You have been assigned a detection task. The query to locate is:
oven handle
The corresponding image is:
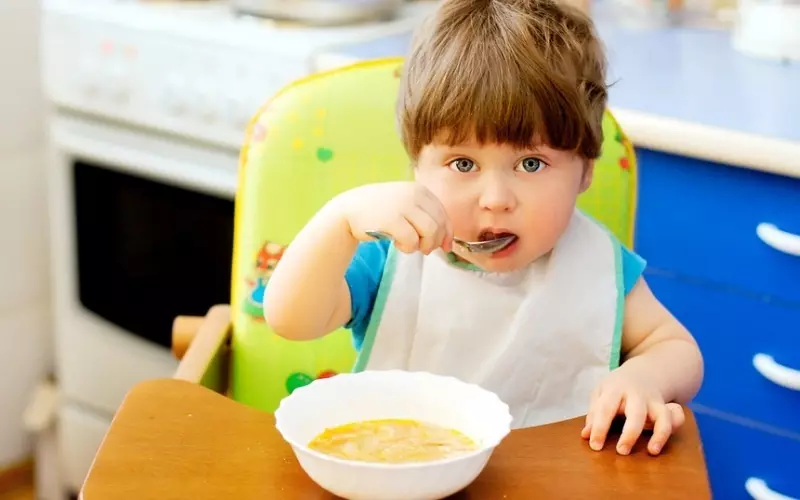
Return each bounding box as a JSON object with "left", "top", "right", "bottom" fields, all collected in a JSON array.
[{"left": 51, "top": 123, "right": 238, "bottom": 199}]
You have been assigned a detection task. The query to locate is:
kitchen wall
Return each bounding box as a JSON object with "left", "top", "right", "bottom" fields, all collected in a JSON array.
[{"left": 0, "top": 0, "right": 53, "bottom": 467}]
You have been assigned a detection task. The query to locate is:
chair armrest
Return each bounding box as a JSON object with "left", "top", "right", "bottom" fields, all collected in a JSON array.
[
  {"left": 172, "top": 316, "right": 206, "bottom": 360},
  {"left": 172, "top": 305, "right": 232, "bottom": 394}
]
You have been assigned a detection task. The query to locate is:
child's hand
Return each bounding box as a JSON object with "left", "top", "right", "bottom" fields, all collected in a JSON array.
[
  {"left": 581, "top": 368, "right": 686, "bottom": 456},
  {"left": 336, "top": 182, "right": 453, "bottom": 254}
]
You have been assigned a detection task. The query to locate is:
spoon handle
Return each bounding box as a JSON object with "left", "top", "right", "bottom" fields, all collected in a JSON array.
[{"left": 364, "top": 230, "right": 394, "bottom": 241}]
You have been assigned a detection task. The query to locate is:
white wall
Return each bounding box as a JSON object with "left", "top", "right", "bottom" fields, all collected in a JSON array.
[{"left": 0, "top": 0, "right": 53, "bottom": 466}]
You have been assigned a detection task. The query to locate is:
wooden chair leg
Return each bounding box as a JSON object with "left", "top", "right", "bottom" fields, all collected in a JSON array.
[{"left": 172, "top": 305, "right": 233, "bottom": 394}]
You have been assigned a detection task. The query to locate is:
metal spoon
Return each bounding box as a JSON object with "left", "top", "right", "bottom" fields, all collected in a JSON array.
[{"left": 364, "top": 230, "right": 516, "bottom": 254}]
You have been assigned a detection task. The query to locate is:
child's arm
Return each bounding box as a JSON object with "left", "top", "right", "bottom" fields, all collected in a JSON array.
[
  {"left": 265, "top": 181, "right": 452, "bottom": 341},
  {"left": 617, "top": 278, "right": 703, "bottom": 403},
  {"left": 583, "top": 277, "right": 703, "bottom": 455},
  {"left": 263, "top": 200, "right": 359, "bottom": 341}
]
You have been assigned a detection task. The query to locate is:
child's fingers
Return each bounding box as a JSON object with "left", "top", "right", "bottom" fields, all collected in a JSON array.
[
  {"left": 582, "top": 386, "right": 602, "bottom": 439},
  {"left": 415, "top": 186, "right": 453, "bottom": 251},
  {"left": 617, "top": 396, "right": 646, "bottom": 455},
  {"left": 390, "top": 219, "right": 421, "bottom": 254},
  {"left": 406, "top": 208, "right": 443, "bottom": 254},
  {"left": 589, "top": 392, "right": 622, "bottom": 451},
  {"left": 643, "top": 403, "right": 685, "bottom": 431},
  {"left": 581, "top": 411, "right": 592, "bottom": 439},
  {"left": 668, "top": 403, "right": 685, "bottom": 429},
  {"left": 436, "top": 214, "right": 453, "bottom": 253},
  {"left": 416, "top": 184, "right": 449, "bottom": 222},
  {"left": 441, "top": 215, "right": 454, "bottom": 253},
  {"left": 647, "top": 404, "right": 673, "bottom": 455}
]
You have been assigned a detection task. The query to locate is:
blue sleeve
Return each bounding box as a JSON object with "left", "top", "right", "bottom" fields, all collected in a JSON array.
[
  {"left": 344, "top": 240, "right": 390, "bottom": 349},
  {"left": 621, "top": 244, "right": 647, "bottom": 296}
]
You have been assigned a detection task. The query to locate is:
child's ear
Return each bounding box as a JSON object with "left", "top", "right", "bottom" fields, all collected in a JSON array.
[{"left": 579, "top": 160, "right": 595, "bottom": 193}]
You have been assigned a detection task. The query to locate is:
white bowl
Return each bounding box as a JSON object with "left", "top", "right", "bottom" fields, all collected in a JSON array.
[{"left": 274, "top": 370, "right": 513, "bottom": 500}]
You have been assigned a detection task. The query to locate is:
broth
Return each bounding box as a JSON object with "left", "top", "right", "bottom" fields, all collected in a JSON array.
[{"left": 308, "top": 418, "right": 478, "bottom": 463}]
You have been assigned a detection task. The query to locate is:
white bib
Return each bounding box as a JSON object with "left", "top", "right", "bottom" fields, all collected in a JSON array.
[{"left": 352, "top": 210, "right": 624, "bottom": 429}]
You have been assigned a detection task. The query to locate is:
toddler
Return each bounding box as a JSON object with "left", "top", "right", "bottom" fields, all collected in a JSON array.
[{"left": 265, "top": 0, "right": 704, "bottom": 456}]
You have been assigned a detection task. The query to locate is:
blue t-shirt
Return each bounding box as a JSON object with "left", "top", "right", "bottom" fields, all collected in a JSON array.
[{"left": 344, "top": 239, "right": 646, "bottom": 350}]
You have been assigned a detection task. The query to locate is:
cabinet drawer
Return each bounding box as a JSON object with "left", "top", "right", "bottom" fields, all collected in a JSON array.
[
  {"left": 695, "top": 411, "right": 800, "bottom": 500},
  {"left": 646, "top": 273, "right": 800, "bottom": 433},
  {"left": 636, "top": 149, "right": 800, "bottom": 305}
]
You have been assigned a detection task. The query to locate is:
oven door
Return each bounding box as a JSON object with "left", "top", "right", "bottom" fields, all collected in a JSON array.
[{"left": 48, "top": 114, "right": 238, "bottom": 415}]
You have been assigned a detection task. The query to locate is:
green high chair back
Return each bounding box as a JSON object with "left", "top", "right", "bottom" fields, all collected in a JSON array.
[{"left": 230, "top": 58, "right": 638, "bottom": 412}]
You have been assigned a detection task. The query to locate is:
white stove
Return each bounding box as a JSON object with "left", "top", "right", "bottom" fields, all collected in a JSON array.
[
  {"left": 43, "top": 0, "right": 431, "bottom": 149},
  {"left": 41, "top": 1, "right": 431, "bottom": 497}
]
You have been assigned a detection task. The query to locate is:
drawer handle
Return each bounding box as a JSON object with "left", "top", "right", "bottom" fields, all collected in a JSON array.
[
  {"left": 756, "top": 223, "right": 800, "bottom": 257},
  {"left": 746, "top": 477, "right": 798, "bottom": 500},
  {"left": 753, "top": 353, "right": 800, "bottom": 391}
]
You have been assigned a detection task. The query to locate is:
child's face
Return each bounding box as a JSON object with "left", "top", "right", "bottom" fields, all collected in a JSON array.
[{"left": 415, "top": 138, "right": 592, "bottom": 273}]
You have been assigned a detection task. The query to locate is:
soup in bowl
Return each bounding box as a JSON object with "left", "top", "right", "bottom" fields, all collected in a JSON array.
[{"left": 274, "top": 370, "right": 512, "bottom": 500}]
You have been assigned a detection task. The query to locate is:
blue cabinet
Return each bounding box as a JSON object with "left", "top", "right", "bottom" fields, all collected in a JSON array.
[
  {"left": 645, "top": 272, "right": 800, "bottom": 433},
  {"left": 635, "top": 149, "right": 800, "bottom": 305},
  {"left": 694, "top": 411, "right": 800, "bottom": 500},
  {"left": 635, "top": 148, "right": 800, "bottom": 499}
]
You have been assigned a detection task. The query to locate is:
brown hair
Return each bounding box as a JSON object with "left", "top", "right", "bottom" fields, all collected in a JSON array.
[{"left": 398, "top": 0, "right": 608, "bottom": 161}]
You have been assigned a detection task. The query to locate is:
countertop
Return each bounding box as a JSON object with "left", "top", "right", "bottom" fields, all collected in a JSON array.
[{"left": 315, "top": 8, "right": 800, "bottom": 179}]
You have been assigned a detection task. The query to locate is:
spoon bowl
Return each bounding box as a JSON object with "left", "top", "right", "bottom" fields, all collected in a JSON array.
[{"left": 365, "top": 230, "right": 516, "bottom": 254}]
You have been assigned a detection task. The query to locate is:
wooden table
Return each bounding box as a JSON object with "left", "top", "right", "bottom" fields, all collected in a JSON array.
[{"left": 81, "top": 378, "right": 711, "bottom": 500}]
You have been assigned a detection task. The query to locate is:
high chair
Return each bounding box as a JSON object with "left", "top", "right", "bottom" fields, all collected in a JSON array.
[
  {"left": 80, "top": 58, "right": 710, "bottom": 500},
  {"left": 172, "top": 57, "right": 640, "bottom": 406}
]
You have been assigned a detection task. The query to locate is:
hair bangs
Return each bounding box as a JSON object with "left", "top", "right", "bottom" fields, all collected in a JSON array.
[
  {"left": 414, "top": 61, "right": 590, "bottom": 155},
  {"left": 398, "top": 0, "right": 608, "bottom": 161}
]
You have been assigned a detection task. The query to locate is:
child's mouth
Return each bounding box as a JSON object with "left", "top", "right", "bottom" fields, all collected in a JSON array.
[{"left": 477, "top": 230, "right": 517, "bottom": 242}]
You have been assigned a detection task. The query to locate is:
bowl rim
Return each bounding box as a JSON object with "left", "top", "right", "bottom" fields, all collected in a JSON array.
[{"left": 274, "top": 369, "right": 513, "bottom": 470}]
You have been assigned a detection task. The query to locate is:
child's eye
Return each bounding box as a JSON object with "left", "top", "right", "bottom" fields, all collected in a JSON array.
[
  {"left": 449, "top": 158, "right": 476, "bottom": 173},
  {"left": 516, "top": 157, "right": 545, "bottom": 173}
]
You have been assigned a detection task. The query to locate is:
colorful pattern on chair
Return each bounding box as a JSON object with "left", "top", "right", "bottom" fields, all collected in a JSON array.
[
  {"left": 577, "top": 112, "right": 637, "bottom": 248},
  {"left": 230, "top": 57, "right": 637, "bottom": 412}
]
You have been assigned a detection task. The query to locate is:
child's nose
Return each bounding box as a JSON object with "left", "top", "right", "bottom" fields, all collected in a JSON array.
[{"left": 478, "top": 176, "right": 517, "bottom": 212}]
